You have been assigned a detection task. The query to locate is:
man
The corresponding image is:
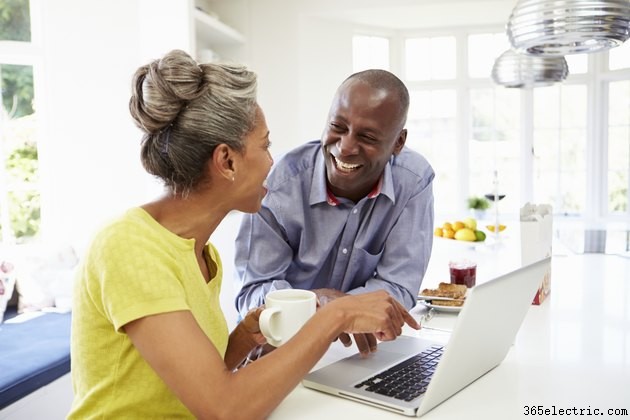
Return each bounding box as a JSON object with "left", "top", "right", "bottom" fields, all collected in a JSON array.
[{"left": 234, "top": 69, "right": 434, "bottom": 354}]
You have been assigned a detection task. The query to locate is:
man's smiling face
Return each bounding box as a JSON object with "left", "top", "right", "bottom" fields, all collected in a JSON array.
[{"left": 321, "top": 79, "right": 407, "bottom": 202}]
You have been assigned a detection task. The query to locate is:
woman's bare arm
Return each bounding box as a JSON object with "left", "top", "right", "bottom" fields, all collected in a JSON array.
[{"left": 124, "top": 290, "right": 419, "bottom": 420}]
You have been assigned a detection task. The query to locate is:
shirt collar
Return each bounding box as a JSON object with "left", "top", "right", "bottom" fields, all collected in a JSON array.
[{"left": 310, "top": 150, "right": 396, "bottom": 206}]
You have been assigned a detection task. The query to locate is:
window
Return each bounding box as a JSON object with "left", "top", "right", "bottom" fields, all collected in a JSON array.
[
  {"left": 469, "top": 87, "right": 521, "bottom": 213},
  {"left": 532, "top": 85, "right": 587, "bottom": 215},
  {"left": 406, "top": 89, "right": 457, "bottom": 215},
  {"left": 353, "top": 28, "right": 630, "bottom": 228},
  {"left": 609, "top": 41, "right": 630, "bottom": 71},
  {"left": 405, "top": 36, "right": 455, "bottom": 81},
  {"left": 352, "top": 35, "right": 389, "bottom": 73},
  {"left": 565, "top": 54, "right": 588, "bottom": 74},
  {"left": 0, "top": 0, "right": 39, "bottom": 244},
  {"left": 607, "top": 80, "right": 630, "bottom": 214},
  {"left": 468, "top": 33, "right": 509, "bottom": 79}
]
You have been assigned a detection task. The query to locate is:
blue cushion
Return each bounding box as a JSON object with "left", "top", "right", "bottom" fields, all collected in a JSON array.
[{"left": 0, "top": 312, "right": 71, "bottom": 409}]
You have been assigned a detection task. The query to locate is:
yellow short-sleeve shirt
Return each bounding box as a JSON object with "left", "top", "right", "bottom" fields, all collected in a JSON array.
[{"left": 68, "top": 207, "right": 228, "bottom": 418}]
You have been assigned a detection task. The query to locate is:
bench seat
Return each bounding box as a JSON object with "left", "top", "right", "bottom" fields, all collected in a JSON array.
[{"left": 0, "top": 312, "right": 71, "bottom": 409}]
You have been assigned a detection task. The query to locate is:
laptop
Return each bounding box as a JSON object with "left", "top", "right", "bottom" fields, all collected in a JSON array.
[{"left": 302, "top": 257, "right": 550, "bottom": 417}]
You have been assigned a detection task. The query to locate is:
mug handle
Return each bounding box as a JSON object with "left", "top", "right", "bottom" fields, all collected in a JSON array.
[{"left": 259, "top": 307, "right": 282, "bottom": 344}]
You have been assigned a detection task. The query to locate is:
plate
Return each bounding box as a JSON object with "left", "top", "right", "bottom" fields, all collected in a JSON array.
[
  {"left": 418, "top": 299, "right": 463, "bottom": 313},
  {"left": 434, "top": 236, "right": 484, "bottom": 248}
]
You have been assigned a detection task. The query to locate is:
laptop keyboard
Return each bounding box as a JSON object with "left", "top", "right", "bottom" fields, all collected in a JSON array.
[{"left": 354, "top": 345, "right": 444, "bottom": 402}]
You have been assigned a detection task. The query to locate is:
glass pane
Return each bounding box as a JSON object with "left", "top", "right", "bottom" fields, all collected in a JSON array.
[
  {"left": 469, "top": 87, "right": 521, "bottom": 217},
  {"left": 430, "top": 37, "right": 455, "bottom": 80},
  {"left": 533, "top": 84, "right": 587, "bottom": 215},
  {"left": 0, "top": 64, "right": 34, "bottom": 118},
  {"left": 608, "top": 127, "right": 630, "bottom": 170},
  {"left": 405, "top": 38, "right": 430, "bottom": 81},
  {"left": 609, "top": 41, "right": 630, "bottom": 70},
  {"left": 8, "top": 190, "right": 40, "bottom": 240},
  {"left": 560, "top": 128, "right": 586, "bottom": 170},
  {"left": 0, "top": 0, "right": 31, "bottom": 42},
  {"left": 407, "top": 89, "right": 456, "bottom": 215},
  {"left": 5, "top": 140, "right": 39, "bottom": 185},
  {"left": 533, "top": 86, "right": 560, "bottom": 128},
  {"left": 607, "top": 80, "right": 630, "bottom": 214},
  {"left": 561, "top": 85, "right": 587, "bottom": 128},
  {"left": 0, "top": 63, "right": 38, "bottom": 242},
  {"left": 608, "top": 79, "right": 630, "bottom": 126},
  {"left": 565, "top": 54, "right": 588, "bottom": 74},
  {"left": 468, "top": 33, "right": 510, "bottom": 79},
  {"left": 559, "top": 170, "right": 585, "bottom": 212},
  {"left": 352, "top": 35, "right": 390, "bottom": 73},
  {"left": 608, "top": 169, "right": 628, "bottom": 212},
  {"left": 405, "top": 36, "right": 455, "bottom": 81}
]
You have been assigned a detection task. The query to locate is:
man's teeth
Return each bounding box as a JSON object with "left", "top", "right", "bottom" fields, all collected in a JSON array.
[
  {"left": 334, "top": 156, "right": 360, "bottom": 171},
  {"left": 262, "top": 180, "right": 268, "bottom": 188}
]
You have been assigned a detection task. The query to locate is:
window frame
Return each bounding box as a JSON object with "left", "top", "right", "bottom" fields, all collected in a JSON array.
[
  {"left": 0, "top": 0, "right": 43, "bottom": 244},
  {"left": 355, "top": 24, "right": 630, "bottom": 224}
]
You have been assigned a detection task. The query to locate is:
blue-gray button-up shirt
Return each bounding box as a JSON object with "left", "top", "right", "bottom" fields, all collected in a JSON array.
[{"left": 234, "top": 140, "right": 434, "bottom": 315}]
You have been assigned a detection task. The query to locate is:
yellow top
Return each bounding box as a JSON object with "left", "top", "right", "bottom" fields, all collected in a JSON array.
[{"left": 68, "top": 207, "right": 228, "bottom": 418}]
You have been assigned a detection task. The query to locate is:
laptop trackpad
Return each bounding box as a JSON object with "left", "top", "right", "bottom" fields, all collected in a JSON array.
[
  {"left": 342, "top": 349, "right": 410, "bottom": 370},
  {"left": 305, "top": 336, "right": 437, "bottom": 387},
  {"left": 305, "top": 349, "right": 409, "bottom": 388}
]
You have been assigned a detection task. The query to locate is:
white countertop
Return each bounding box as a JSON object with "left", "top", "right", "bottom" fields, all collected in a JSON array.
[{"left": 269, "top": 252, "right": 630, "bottom": 419}]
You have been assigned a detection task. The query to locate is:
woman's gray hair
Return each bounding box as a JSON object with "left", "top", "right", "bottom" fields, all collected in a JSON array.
[{"left": 129, "top": 49, "right": 257, "bottom": 195}]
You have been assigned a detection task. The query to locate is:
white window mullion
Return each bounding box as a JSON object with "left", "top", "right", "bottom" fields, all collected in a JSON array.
[
  {"left": 521, "top": 87, "right": 534, "bottom": 204},
  {"left": 457, "top": 31, "right": 470, "bottom": 214},
  {"left": 589, "top": 54, "right": 608, "bottom": 225},
  {"left": 390, "top": 30, "right": 403, "bottom": 77}
]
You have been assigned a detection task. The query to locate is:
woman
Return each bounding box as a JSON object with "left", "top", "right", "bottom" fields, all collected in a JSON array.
[{"left": 68, "top": 49, "right": 419, "bottom": 419}]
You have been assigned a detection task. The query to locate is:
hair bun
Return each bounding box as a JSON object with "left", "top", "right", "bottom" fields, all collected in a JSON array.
[{"left": 129, "top": 49, "right": 205, "bottom": 133}]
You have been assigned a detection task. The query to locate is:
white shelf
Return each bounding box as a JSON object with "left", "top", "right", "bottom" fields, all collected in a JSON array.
[{"left": 194, "top": 8, "right": 245, "bottom": 46}]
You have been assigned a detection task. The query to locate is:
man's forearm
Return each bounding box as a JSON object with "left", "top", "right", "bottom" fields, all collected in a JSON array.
[{"left": 345, "top": 279, "right": 416, "bottom": 310}]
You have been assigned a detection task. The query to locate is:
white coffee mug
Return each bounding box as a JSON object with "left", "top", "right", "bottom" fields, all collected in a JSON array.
[{"left": 259, "top": 289, "right": 316, "bottom": 347}]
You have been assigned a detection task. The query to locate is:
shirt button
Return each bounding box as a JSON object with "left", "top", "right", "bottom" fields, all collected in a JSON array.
[
  {"left": 342, "top": 248, "right": 348, "bottom": 254},
  {"left": 353, "top": 209, "right": 358, "bottom": 214}
]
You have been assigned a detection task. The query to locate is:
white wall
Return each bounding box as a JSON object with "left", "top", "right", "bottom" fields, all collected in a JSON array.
[
  {"left": 244, "top": 0, "right": 302, "bottom": 155},
  {"left": 38, "top": 0, "right": 192, "bottom": 249},
  {"left": 296, "top": 16, "right": 354, "bottom": 144}
]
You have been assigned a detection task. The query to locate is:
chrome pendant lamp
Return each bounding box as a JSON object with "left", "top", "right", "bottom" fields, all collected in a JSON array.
[
  {"left": 491, "top": 49, "right": 569, "bottom": 88},
  {"left": 507, "top": 0, "right": 630, "bottom": 56}
]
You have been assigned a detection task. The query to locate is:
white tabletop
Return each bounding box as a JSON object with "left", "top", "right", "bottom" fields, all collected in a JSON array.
[{"left": 269, "top": 252, "right": 630, "bottom": 419}]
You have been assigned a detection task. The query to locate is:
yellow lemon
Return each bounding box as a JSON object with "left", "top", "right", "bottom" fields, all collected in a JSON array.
[
  {"left": 442, "top": 222, "right": 453, "bottom": 231},
  {"left": 454, "top": 228, "right": 476, "bottom": 241},
  {"left": 452, "top": 221, "right": 466, "bottom": 231},
  {"left": 486, "top": 224, "right": 507, "bottom": 232},
  {"left": 434, "top": 227, "right": 443, "bottom": 237},
  {"left": 463, "top": 217, "right": 477, "bottom": 230},
  {"left": 443, "top": 228, "right": 455, "bottom": 239}
]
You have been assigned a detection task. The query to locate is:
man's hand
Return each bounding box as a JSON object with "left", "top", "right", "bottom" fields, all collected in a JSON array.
[
  {"left": 312, "top": 288, "right": 378, "bottom": 357},
  {"left": 240, "top": 306, "right": 267, "bottom": 347}
]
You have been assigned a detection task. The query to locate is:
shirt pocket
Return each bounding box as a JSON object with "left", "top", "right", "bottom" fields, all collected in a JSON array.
[{"left": 349, "top": 246, "right": 384, "bottom": 285}]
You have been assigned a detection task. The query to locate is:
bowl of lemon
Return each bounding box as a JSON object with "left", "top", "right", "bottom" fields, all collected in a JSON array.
[{"left": 434, "top": 217, "right": 487, "bottom": 243}]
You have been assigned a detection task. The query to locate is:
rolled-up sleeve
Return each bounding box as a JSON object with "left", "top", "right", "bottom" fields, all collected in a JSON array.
[{"left": 234, "top": 204, "right": 295, "bottom": 316}]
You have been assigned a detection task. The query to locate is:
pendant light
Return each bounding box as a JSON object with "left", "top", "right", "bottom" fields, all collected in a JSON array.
[
  {"left": 507, "top": 0, "right": 630, "bottom": 56},
  {"left": 491, "top": 49, "right": 569, "bottom": 88}
]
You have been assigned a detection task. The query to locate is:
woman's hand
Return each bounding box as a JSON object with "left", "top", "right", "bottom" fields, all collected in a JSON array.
[
  {"left": 313, "top": 288, "right": 378, "bottom": 356},
  {"left": 326, "top": 290, "right": 420, "bottom": 342}
]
